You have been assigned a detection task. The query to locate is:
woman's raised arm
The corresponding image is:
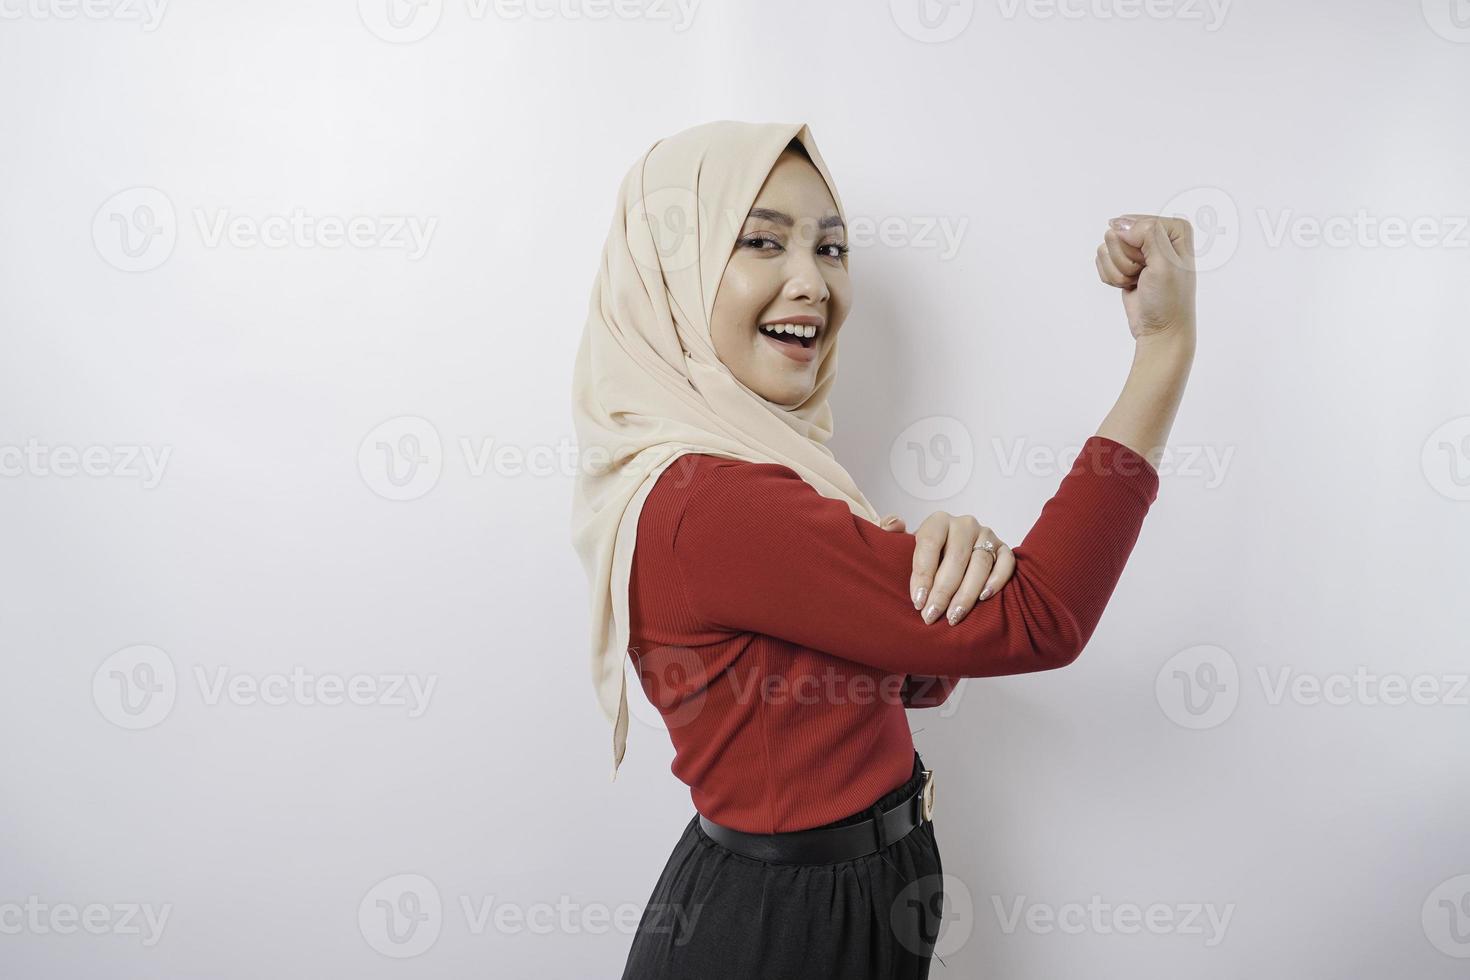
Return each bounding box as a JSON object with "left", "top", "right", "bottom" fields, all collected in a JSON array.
[{"left": 1094, "top": 213, "right": 1198, "bottom": 464}]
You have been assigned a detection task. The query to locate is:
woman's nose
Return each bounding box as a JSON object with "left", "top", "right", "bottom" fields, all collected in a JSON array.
[{"left": 782, "top": 257, "right": 830, "bottom": 305}]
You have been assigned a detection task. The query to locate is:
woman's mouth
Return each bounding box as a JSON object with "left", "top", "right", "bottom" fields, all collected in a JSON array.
[{"left": 758, "top": 322, "right": 820, "bottom": 363}]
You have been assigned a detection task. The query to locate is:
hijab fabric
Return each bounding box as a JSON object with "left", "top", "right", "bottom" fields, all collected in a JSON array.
[{"left": 571, "top": 120, "right": 882, "bottom": 782}]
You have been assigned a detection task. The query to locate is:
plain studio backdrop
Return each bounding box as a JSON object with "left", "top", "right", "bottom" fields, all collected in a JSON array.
[{"left": 1, "top": 1, "right": 1466, "bottom": 977}]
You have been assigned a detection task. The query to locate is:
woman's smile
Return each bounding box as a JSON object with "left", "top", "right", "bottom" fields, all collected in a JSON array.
[{"left": 756, "top": 315, "right": 824, "bottom": 364}]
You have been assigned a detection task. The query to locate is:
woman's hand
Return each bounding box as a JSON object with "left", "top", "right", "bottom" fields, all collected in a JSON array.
[
  {"left": 1096, "top": 214, "right": 1197, "bottom": 341},
  {"left": 879, "top": 512, "right": 1015, "bottom": 626}
]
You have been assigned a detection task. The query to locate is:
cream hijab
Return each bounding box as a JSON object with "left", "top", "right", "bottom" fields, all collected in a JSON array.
[{"left": 571, "top": 120, "right": 883, "bottom": 782}]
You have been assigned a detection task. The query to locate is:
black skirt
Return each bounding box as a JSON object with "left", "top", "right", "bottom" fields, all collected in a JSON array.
[{"left": 620, "top": 751, "right": 944, "bottom": 979}]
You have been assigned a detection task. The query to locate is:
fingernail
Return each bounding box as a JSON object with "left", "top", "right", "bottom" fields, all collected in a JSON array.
[
  {"left": 1109, "top": 216, "right": 1134, "bottom": 232},
  {"left": 947, "top": 605, "right": 961, "bottom": 625},
  {"left": 913, "top": 586, "right": 927, "bottom": 610},
  {"left": 882, "top": 516, "right": 895, "bottom": 528},
  {"left": 923, "top": 603, "right": 938, "bottom": 624},
  {"left": 979, "top": 587, "right": 992, "bottom": 601}
]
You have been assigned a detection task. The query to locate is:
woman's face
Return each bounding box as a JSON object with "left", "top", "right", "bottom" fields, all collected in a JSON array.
[{"left": 709, "top": 148, "right": 851, "bottom": 407}]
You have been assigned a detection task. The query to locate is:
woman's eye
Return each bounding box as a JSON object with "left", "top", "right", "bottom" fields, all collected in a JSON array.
[{"left": 742, "top": 235, "right": 848, "bottom": 259}]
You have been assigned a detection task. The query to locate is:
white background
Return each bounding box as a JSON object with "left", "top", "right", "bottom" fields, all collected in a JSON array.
[{"left": 2, "top": 0, "right": 1467, "bottom": 976}]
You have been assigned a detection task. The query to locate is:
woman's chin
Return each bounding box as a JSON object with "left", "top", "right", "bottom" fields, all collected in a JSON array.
[{"left": 755, "top": 375, "right": 815, "bottom": 407}]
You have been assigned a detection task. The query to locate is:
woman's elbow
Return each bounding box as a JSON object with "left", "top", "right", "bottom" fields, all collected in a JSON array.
[
  {"left": 955, "top": 603, "right": 1086, "bottom": 676},
  {"left": 1041, "top": 634, "right": 1086, "bottom": 671}
]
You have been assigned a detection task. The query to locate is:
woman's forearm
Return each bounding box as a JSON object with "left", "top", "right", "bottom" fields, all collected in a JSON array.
[{"left": 1096, "top": 327, "right": 1196, "bottom": 471}]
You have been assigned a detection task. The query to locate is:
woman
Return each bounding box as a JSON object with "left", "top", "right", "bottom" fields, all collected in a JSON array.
[{"left": 571, "top": 120, "right": 1195, "bottom": 978}]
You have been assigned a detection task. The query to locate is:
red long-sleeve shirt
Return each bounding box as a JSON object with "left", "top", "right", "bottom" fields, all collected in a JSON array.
[{"left": 627, "top": 434, "right": 1160, "bottom": 833}]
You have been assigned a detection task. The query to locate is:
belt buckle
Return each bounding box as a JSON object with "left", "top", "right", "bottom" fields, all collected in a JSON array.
[{"left": 920, "top": 769, "right": 935, "bottom": 822}]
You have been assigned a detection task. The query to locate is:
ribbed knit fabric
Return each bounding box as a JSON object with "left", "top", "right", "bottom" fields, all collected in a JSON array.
[{"left": 627, "top": 434, "right": 1160, "bottom": 833}]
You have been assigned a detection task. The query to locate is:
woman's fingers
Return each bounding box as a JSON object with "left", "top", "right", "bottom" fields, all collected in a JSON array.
[
  {"left": 1111, "top": 213, "right": 1194, "bottom": 268},
  {"left": 944, "top": 533, "right": 1012, "bottom": 625},
  {"left": 920, "top": 516, "right": 985, "bottom": 625},
  {"left": 941, "top": 535, "right": 994, "bottom": 625},
  {"left": 1106, "top": 214, "right": 1198, "bottom": 337},
  {"left": 1096, "top": 242, "right": 1136, "bottom": 289},
  {"left": 1104, "top": 227, "right": 1144, "bottom": 278},
  {"left": 909, "top": 511, "right": 950, "bottom": 610},
  {"left": 977, "top": 543, "right": 1016, "bottom": 605},
  {"left": 907, "top": 512, "right": 1014, "bottom": 625}
]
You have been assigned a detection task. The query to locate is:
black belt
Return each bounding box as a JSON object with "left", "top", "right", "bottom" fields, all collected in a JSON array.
[{"left": 697, "top": 769, "right": 936, "bottom": 866}]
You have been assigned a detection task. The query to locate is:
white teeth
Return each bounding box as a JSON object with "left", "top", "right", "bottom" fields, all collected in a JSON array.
[{"left": 760, "top": 323, "right": 818, "bottom": 339}]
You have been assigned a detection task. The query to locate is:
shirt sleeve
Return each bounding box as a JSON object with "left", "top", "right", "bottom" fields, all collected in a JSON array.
[{"left": 669, "top": 435, "right": 1160, "bottom": 678}]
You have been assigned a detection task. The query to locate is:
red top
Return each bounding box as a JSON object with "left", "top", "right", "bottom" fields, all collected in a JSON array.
[{"left": 627, "top": 434, "right": 1160, "bottom": 833}]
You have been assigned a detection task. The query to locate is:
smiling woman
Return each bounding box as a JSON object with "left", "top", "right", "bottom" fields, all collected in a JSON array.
[
  {"left": 709, "top": 139, "right": 851, "bottom": 405},
  {"left": 571, "top": 119, "right": 1191, "bottom": 980}
]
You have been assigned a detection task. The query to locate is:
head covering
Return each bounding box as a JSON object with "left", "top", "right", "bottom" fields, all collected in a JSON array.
[{"left": 571, "top": 120, "right": 883, "bottom": 782}]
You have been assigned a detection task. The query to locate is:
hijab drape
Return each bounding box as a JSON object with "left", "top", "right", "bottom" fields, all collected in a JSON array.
[{"left": 571, "top": 120, "right": 882, "bottom": 781}]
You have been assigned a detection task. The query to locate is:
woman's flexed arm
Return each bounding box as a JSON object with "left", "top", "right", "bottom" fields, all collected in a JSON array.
[
  {"left": 1095, "top": 214, "right": 1198, "bottom": 466},
  {"left": 884, "top": 213, "right": 1196, "bottom": 703},
  {"left": 668, "top": 438, "right": 1158, "bottom": 679}
]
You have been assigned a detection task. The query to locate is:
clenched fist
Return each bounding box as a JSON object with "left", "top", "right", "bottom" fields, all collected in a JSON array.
[{"left": 1096, "top": 214, "right": 1197, "bottom": 340}]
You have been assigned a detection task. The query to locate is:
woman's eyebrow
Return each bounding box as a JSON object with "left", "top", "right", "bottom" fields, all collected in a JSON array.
[{"left": 746, "top": 207, "right": 846, "bottom": 231}]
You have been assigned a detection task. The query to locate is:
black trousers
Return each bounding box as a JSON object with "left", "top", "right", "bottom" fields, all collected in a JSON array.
[{"left": 621, "top": 751, "right": 944, "bottom": 979}]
